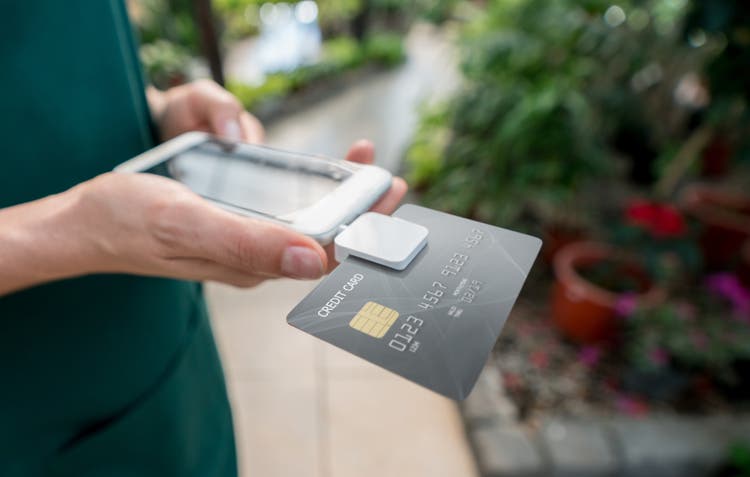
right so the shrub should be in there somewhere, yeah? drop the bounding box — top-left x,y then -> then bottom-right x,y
364,32 -> 406,66
140,39 -> 192,89
406,0 -> 712,227
227,34 -> 404,111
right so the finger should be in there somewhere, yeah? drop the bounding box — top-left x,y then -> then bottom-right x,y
205,213 -> 327,279
160,257 -> 267,288
158,195 -> 328,279
322,178 -> 407,274
369,177 -> 408,215
189,79 -> 245,140
239,111 -> 265,144
345,139 -> 375,165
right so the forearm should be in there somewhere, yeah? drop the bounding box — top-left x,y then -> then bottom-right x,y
0,189 -> 94,296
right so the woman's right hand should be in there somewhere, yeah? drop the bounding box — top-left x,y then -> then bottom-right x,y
0,172 -> 328,295
70,172 -> 331,285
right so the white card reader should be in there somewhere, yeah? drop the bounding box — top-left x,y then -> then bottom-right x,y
334,212 -> 428,271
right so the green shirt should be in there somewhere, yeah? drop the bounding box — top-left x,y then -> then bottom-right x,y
0,2 -> 236,475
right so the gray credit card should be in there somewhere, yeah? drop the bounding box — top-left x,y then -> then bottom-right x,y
287,204 -> 541,400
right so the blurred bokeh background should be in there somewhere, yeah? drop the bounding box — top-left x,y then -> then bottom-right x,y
127,0 -> 750,475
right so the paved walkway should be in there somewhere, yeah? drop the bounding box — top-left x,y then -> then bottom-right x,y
208,23 -> 478,477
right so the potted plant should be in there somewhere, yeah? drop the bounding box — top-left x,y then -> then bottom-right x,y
621,273 -> 750,402
551,200 -> 697,343
405,0 -> 613,231
552,241 -> 660,343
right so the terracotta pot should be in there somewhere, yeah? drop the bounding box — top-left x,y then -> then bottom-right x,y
551,241 -> 662,344
681,184 -> 750,269
541,224 -> 587,265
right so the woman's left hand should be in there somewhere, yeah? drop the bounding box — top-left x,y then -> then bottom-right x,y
148,80 -> 408,274
148,79 -> 265,143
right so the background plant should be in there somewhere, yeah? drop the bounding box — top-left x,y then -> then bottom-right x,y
227,32 -> 405,111
130,0 -> 202,88
624,284 -> 750,387
614,199 -> 701,287
406,0 -> 725,230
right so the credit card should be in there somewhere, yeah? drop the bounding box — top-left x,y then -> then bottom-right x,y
287,204 -> 541,400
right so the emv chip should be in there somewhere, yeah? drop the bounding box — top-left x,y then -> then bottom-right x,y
349,301 -> 399,338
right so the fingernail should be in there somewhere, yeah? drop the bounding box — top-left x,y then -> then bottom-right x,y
281,246 -> 324,279
222,119 -> 242,141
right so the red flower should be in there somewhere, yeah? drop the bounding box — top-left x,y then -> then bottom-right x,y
625,200 -> 659,228
625,200 -> 686,238
652,204 -> 686,237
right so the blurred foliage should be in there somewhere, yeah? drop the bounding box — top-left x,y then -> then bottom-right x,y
722,442 -> 750,477
214,0 -> 460,41
407,105 -> 452,187
227,32 -> 404,110
130,0 -> 201,88
684,0 -> 750,106
682,0 -> 750,168
131,0 -> 413,89
214,0 -> 361,39
132,0 -> 201,50
140,40 -> 193,88
363,31 -> 408,66
625,293 -> 750,387
416,0 -> 461,24
406,0 -> 733,229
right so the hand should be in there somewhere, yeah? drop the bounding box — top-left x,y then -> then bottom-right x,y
62,172 -> 327,288
327,140 -> 408,272
72,140 -> 406,285
148,80 -> 264,143
0,118 -> 406,295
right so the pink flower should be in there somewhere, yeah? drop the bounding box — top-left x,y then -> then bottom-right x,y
614,293 -> 638,318
706,273 -> 750,318
578,345 -> 602,367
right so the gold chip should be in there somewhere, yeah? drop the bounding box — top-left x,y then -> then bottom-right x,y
349,301 -> 399,339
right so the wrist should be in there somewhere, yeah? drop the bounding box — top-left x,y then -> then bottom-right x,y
30,187 -> 102,279
0,187 -> 98,294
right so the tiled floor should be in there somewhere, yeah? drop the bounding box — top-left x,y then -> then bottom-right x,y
206,280 -> 479,477
214,22 -> 476,477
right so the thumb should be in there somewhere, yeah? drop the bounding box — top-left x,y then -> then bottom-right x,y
183,198 -> 328,279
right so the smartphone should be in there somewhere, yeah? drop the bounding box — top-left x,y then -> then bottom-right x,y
114,132 -> 392,243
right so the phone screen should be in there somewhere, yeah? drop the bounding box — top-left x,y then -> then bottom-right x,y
145,139 -> 353,220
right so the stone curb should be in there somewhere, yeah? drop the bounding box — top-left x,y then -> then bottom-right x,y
461,361 -> 750,477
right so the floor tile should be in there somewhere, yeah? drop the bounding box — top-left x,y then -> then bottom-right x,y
230,379 -> 323,477
325,377 -> 479,477
206,280 -> 320,381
